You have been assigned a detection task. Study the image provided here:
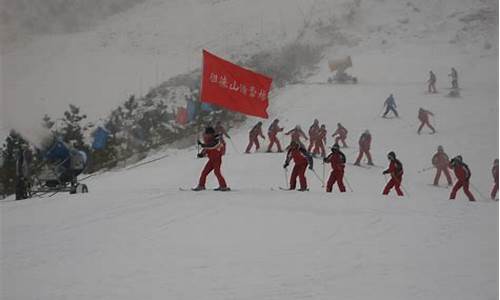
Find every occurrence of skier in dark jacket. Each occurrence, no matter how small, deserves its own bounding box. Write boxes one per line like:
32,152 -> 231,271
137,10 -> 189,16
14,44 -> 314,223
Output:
382,94 -> 399,118
382,151 -> 404,196
193,127 -> 229,191
283,141 -> 313,191
324,144 -> 346,193
449,155 -> 475,201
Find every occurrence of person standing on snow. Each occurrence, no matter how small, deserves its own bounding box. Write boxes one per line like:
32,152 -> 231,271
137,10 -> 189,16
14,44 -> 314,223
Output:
491,159 -> 498,200
324,144 -> 346,193
307,119 -> 320,152
267,119 -> 284,153
354,130 -> 374,166
428,70 -> 437,93
449,67 -> 458,89
245,121 -> 265,153
332,123 -> 348,148
283,141 -> 313,191
193,127 -> 229,191
215,121 -> 230,155
382,151 -> 404,196
312,124 -> 327,157
417,108 -> 436,135
285,125 -> 308,146
449,155 -> 475,201
432,145 -> 453,186
382,94 -> 399,118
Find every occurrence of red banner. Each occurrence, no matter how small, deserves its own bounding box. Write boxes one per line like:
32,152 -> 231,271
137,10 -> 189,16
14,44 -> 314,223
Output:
201,50 -> 272,118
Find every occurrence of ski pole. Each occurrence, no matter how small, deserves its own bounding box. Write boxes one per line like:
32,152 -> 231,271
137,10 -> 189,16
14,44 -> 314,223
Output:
470,182 -> 488,201
311,169 -> 324,186
322,161 -> 325,188
344,174 -> 354,192
284,167 -> 289,189
228,138 -> 239,154
418,166 -> 434,173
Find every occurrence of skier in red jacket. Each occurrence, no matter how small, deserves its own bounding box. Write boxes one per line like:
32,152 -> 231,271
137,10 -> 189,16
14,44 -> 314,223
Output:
245,121 -> 265,153
215,121 -> 230,155
283,141 -> 313,191
193,127 -> 229,191
382,151 -> 404,196
449,155 -> 475,201
312,124 -> 327,157
491,159 -> 498,200
432,145 -> 452,186
267,119 -> 284,152
354,130 -> 374,166
324,144 -> 346,193
332,123 -> 348,148
285,125 -> 308,146
307,119 -> 320,152
417,108 -> 436,135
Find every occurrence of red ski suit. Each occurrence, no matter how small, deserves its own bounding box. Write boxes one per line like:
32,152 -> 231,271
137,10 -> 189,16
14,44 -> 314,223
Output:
332,126 -> 348,147
432,151 -> 452,185
324,151 -> 346,193
285,128 -> 308,146
449,162 -> 475,201
285,146 -> 312,190
245,124 -> 265,153
418,109 -> 435,134
491,164 -> 498,200
354,133 -> 373,165
383,159 -> 404,196
198,135 -> 227,189
267,122 -> 284,152
307,124 -> 319,152
313,128 -> 327,157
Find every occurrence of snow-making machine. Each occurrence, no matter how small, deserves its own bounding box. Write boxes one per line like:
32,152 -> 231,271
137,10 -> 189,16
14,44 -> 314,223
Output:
15,139 -> 89,199
327,56 -> 358,84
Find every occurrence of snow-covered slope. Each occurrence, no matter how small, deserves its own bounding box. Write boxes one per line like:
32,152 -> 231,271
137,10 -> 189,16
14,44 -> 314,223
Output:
1,0 -> 498,299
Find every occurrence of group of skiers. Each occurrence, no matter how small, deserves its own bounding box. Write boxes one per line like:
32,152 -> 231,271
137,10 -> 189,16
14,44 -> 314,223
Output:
193,119 -> 498,201
427,67 -> 459,94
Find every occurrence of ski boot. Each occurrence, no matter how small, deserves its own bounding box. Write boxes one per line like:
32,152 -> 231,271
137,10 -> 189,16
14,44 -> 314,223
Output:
192,186 -> 206,191
214,186 -> 231,192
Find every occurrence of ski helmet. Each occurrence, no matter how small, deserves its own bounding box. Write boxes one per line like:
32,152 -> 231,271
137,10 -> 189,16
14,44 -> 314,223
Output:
205,127 -> 215,135
331,144 -> 340,152
437,145 -> 443,152
387,151 -> 396,160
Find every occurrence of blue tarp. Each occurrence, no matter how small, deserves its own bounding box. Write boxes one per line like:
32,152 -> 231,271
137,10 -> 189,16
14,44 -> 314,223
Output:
92,127 -> 109,150
201,102 -> 214,112
186,100 -> 196,122
44,139 -> 71,168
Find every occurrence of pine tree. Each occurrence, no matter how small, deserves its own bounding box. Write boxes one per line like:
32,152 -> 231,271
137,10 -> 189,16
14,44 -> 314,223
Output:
0,131 -> 28,196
